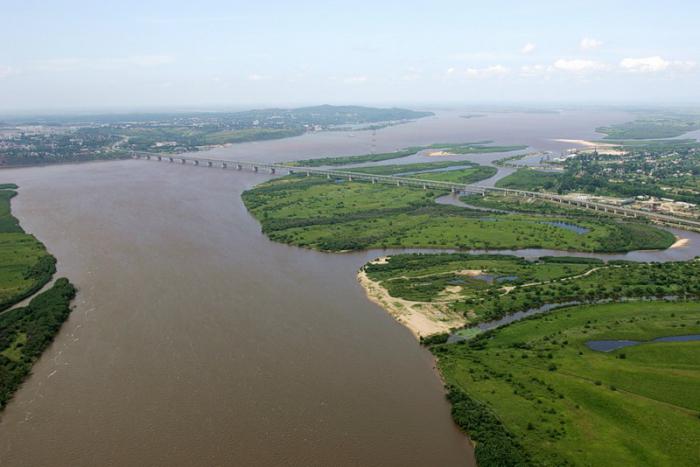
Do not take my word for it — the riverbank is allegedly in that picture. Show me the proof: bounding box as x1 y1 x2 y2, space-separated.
0 184 76 410
358 259 466 339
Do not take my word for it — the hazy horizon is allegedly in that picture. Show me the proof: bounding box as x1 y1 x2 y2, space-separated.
2 0 699 112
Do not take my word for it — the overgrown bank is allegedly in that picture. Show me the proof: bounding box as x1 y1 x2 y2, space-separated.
0 184 76 410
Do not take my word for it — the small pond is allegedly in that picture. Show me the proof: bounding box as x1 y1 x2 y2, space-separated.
541 221 590 235
586 334 700 352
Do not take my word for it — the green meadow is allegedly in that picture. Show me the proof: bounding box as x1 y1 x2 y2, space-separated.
243 174 674 253
434 301 700 466
0 187 57 311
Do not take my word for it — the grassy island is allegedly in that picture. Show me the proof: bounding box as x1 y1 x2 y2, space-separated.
243 173 674 253
0 184 76 410
291 142 527 167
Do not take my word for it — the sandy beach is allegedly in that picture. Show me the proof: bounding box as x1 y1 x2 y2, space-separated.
426 150 454 157
357 259 466 339
671 237 690 248
553 138 628 156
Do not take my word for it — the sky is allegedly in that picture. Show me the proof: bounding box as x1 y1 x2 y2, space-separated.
1 0 699 112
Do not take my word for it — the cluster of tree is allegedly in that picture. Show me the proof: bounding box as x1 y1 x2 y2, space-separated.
443 384 530 466
0 278 76 409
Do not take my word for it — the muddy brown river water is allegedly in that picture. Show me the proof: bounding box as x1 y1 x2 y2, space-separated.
1 109 688 466
0 161 475 466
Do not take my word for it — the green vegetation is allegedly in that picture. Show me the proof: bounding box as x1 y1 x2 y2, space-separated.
410 166 497 184
430 142 528 155
0 184 76 410
1 105 433 164
495 168 564 191
243 174 674 253
364 253 695 324
123 126 304 151
291 142 527 167
498 142 700 205
0 278 76 409
597 117 700 139
434 301 700 466
292 148 425 167
462 193 599 216
337 160 478 175
0 188 57 310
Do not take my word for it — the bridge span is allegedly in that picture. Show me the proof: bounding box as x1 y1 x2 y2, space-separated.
132 151 700 231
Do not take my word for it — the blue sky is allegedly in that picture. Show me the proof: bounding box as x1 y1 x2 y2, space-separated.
2 0 699 111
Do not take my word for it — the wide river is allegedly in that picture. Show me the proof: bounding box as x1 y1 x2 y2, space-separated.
1 109 693 466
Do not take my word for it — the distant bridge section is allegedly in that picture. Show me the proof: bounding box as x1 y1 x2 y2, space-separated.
132 151 700 231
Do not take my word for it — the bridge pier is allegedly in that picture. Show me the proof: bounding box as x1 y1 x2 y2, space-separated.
422 184 427 190
306 171 310 177
237 164 242 170
253 166 258 172
270 167 276 174
157 156 162 161
326 173 331 179
222 162 227 169
371 178 376 184
207 161 212 167
180 158 186 164
193 160 199 165
169 157 174 162
451 187 456 193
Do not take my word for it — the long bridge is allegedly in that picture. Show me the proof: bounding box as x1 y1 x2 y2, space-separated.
132 152 700 231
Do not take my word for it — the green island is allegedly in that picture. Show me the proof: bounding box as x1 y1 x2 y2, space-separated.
597 116 700 139
0 184 76 410
362 253 700 465
242 172 673 253
290 142 528 167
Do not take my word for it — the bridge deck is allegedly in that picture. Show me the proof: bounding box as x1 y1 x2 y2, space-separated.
132 152 700 231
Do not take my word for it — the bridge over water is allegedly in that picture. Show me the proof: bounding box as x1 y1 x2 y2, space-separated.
132 152 700 231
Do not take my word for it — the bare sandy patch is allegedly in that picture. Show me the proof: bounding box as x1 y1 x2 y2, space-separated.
456 269 483 277
671 237 690 249
358 270 466 339
426 150 455 157
552 139 627 156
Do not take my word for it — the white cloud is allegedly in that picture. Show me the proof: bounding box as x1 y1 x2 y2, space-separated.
521 42 536 54
619 56 696 73
553 58 607 72
620 56 669 72
580 37 603 50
